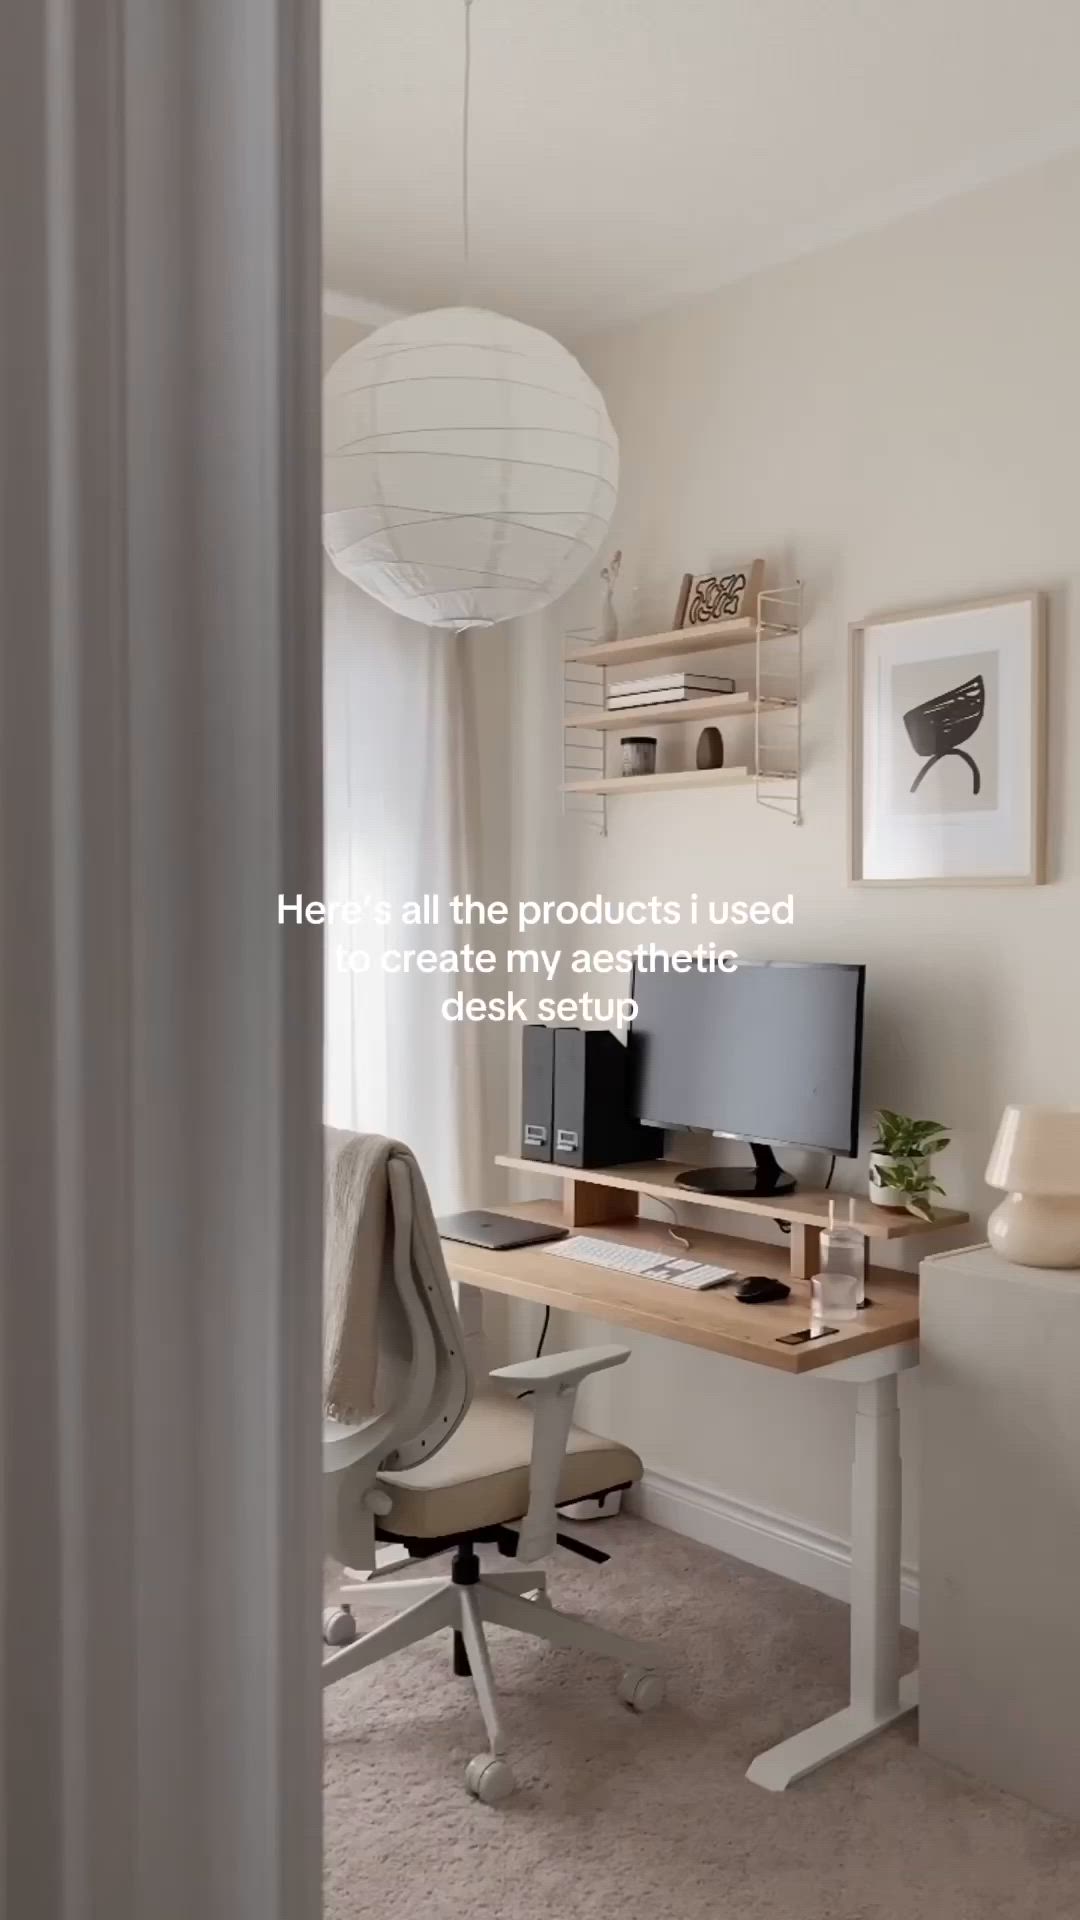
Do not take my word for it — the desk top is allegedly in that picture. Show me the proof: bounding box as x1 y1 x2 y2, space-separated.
443 1202 920 1375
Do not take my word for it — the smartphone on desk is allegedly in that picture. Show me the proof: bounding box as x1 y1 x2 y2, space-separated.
775 1326 838 1346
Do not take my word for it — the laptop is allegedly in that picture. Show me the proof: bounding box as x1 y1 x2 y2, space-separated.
437 1211 569 1252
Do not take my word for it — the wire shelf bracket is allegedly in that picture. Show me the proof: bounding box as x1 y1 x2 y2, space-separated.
562 627 607 836
754 582 803 825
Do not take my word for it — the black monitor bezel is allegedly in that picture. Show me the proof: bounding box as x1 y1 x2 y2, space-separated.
627 958 866 1159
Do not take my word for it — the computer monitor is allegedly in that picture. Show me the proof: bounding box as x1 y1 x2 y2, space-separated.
628 959 865 1196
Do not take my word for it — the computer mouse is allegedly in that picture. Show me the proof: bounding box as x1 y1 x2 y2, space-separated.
735 1274 792 1305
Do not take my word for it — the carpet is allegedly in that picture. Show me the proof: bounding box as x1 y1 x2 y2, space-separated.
324 1515 1080 1920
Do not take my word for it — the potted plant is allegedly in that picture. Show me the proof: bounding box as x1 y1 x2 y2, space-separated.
869 1109 950 1222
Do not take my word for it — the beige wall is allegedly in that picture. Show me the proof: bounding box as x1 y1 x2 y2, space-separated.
507 150 1080 1562
322 309 367 368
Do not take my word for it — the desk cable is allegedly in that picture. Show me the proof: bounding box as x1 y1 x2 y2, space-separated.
649 1197 692 1251
517 1304 553 1395
776 1154 835 1235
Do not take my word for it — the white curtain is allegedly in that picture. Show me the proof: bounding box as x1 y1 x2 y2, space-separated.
323 565 492 1213
1 3 323 1917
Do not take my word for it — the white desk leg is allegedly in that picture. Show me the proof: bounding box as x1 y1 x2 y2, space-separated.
746 1371 918 1790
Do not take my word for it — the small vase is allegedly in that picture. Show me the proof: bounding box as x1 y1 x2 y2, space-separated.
868 1151 925 1209
696 725 724 769
599 589 619 648
598 548 622 645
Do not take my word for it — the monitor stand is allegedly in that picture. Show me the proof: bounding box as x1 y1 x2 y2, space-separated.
674 1143 796 1197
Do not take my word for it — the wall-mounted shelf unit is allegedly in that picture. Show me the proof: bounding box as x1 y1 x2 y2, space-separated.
561 580 803 835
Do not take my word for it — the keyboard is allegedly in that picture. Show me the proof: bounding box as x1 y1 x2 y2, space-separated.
542 1235 738 1292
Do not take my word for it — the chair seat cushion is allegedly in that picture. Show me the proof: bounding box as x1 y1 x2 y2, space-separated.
377 1393 642 1540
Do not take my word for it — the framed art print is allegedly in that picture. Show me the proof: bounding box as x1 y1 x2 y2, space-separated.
850 590 1045 885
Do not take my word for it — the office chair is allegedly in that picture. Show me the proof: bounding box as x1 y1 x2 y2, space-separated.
321 1133 663 1803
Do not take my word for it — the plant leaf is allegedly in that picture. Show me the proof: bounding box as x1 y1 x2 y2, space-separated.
873 1110 951 1157
874 1158 946 1202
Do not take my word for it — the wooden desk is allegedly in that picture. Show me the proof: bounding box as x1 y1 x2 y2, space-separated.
444 1200 918 1375
444 1158 969 1791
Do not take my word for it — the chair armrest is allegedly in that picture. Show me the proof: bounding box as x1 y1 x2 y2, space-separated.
488 1344 630 1393
489 1346 630 1562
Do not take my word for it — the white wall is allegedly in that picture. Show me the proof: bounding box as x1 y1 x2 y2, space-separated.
506 150 1080 1571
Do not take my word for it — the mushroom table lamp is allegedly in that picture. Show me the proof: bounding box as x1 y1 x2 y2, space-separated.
985 1106 1080 1269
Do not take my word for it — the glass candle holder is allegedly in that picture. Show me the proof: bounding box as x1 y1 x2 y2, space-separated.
820 1196 866 1307
621 736 657 777
811 1268 859 1323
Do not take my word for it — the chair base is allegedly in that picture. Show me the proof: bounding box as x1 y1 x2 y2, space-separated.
323 1545 663 1801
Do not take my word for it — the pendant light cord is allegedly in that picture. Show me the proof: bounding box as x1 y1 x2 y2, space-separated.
460 0 475 305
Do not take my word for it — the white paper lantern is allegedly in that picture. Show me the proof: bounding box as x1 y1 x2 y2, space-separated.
322 307 618 629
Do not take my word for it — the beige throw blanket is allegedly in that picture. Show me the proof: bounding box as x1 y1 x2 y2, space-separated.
322 1129 434 1425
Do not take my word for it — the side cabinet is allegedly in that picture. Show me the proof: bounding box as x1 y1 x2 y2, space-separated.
920 1244 1080 1819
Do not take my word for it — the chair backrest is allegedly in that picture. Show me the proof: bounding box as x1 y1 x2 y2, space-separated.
322 1130 470 1566
381 1155 471 1469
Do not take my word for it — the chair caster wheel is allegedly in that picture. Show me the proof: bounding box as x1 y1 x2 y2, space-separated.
322 1604 358 1647
465 1755 516 1804
618 1667 664 1713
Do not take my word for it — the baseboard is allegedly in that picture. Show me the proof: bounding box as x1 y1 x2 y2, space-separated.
627 1469 919 1630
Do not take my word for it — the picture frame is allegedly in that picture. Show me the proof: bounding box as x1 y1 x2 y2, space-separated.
849 590 1045 887
674 557 764 630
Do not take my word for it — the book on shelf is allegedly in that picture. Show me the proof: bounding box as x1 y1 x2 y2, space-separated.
606 671 737 711
608 670 736 696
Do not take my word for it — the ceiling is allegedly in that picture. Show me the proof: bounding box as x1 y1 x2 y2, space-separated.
323 0 1080 337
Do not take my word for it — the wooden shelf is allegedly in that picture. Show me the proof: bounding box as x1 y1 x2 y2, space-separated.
565 615 792 670
562 766 751 797
564 692 790 732
561 765 798 797
444 1200 921 1375
495 1153 969 1242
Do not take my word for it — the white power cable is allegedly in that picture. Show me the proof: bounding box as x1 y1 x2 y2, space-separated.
650 1197 692 1253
